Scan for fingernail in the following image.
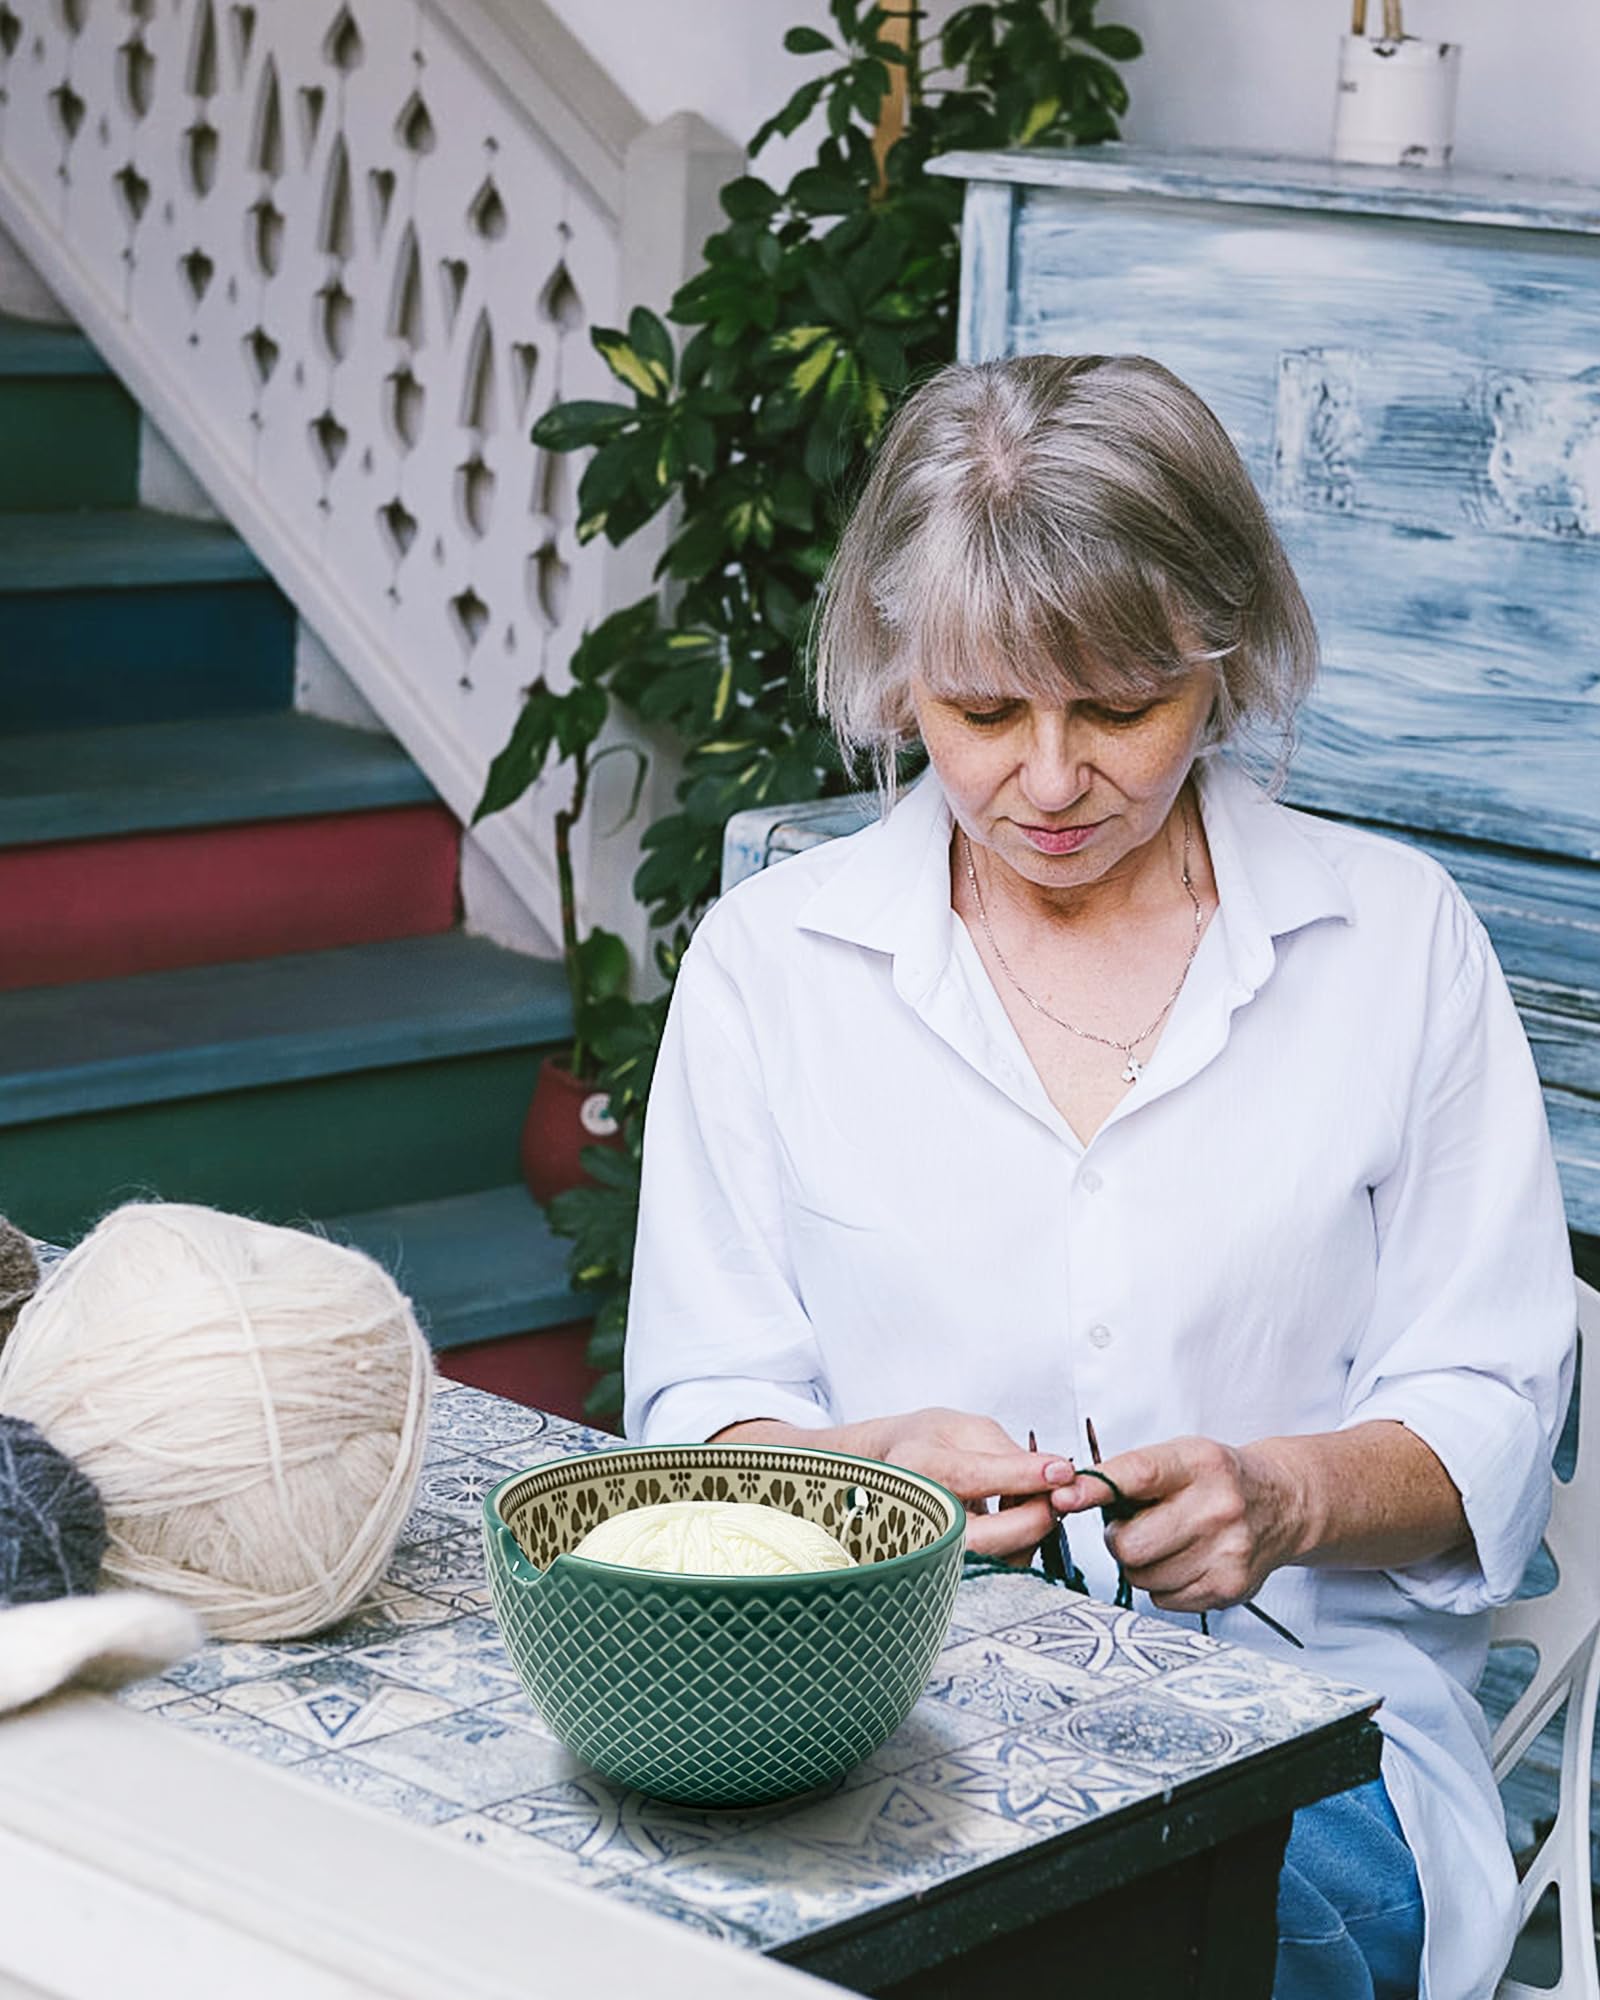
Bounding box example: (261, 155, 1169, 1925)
(1043, 1460, 1073, 1484)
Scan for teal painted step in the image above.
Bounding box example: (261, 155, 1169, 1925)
(0, 712, 437, 848)
(0, 510, 267, 592)
(0, 318, 108, 377)
(0, 511, 293, 731)
(2, 1048, 545, 1249)
(0, 316, 137, 511)
(329, 1186, 582, 1350)
(0, 933, 569, 1126)
(0, 936, 573, 1243)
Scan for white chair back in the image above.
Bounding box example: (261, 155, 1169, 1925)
(1494, 1276, 1600, 2000)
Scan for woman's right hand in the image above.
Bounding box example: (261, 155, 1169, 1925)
(713, 1407, 1074, 1561)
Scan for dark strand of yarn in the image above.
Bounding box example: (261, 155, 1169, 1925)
(961, 1551, 1089, 1593)
(0, 1218, 40, 1345)
(0, 1413, 107, 1603)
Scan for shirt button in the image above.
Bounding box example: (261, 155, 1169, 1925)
(1088, 1323, 1113, 1348)
(1079, 1167, 1102, 1194)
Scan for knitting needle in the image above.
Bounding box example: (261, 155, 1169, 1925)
(1028, 1430, 1072, 1583)
(996, 1430, 1072, 1582)
(1082, 1418, 1303, 1648)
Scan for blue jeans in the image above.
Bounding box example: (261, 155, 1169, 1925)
(1275, 1779, 1425, 2000)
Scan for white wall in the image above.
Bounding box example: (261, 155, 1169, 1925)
(541, 0, 1600, 186)
(1113, 0, 1600, 181)
(538, 0, 956, 186)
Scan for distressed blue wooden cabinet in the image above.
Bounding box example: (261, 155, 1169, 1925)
(730, 145, 1600, 1243)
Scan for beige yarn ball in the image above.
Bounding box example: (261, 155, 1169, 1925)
(0, 1203, 434, 1640)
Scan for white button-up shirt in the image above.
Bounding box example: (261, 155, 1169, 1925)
(626, 754, 1576, 2000)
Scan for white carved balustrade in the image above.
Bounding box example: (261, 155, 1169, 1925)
(0, 0, 730, 947)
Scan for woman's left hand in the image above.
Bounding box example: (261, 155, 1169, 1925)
(1052, 1435, 1304, 1612)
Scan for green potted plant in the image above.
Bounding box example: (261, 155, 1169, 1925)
(481, 0, 1142, 1410)
(471, 607, 648, 1204)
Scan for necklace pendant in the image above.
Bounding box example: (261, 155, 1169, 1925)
(1121, 1056, 1144, 1084)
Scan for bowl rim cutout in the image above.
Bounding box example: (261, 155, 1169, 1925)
(483, 1440, 967, 1587)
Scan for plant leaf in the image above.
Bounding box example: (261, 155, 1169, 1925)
(554, 682, 609, 760)
(626, 306, 676, 385)
(720, 175, 782, 224)
(569, 599, 659, 683)
(1016, 94, 1060, 145)
(582, 1370, 624, 1420)
(587, 1324, 626, 1370)
(1085, 22, 1142, 60)
(789, 332, 838, 397)
(592, 326, 671, 401)
(529, 399, 634, 450)
(575, 926, 631, 1005)
(472, 685, 558, 822)
(787, 166, 867, 216)
(590, 742, 650, 833)
(750, 75, 827, 156)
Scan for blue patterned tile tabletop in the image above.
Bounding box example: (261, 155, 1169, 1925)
(122, 1382, 1377, 1954)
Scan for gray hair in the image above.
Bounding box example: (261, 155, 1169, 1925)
(811, 354, 1319, 791)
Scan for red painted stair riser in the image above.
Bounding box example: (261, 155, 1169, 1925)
(435, 1320, 604, 1426)
(2, 805, 462, 990)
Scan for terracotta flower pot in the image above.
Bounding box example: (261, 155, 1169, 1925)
(520, 1056, 622, 1207)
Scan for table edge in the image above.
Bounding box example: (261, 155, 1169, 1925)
(774, 1710, 1383, 1991)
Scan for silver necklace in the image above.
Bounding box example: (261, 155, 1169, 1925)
(963, 807, 1203, 1085)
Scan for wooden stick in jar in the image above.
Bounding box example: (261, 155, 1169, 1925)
(1352, 0, 1367, 34)
(1382, 0, 1403, 39)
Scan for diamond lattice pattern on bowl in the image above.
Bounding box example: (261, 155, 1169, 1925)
(483, 1445, 964, 1805)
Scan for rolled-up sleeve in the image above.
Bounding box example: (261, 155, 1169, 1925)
(623, 926, 833, 1445)
(1339, 886, 1576, 1612)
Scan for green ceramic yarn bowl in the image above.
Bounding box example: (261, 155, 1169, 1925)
(483, 1443, 965, 1806)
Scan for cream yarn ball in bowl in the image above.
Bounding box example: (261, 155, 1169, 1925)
(0, 1203, 434, 1640)
(570, 1497, 857, 1574)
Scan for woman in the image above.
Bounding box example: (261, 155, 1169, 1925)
(623, 354, 1576, 1999)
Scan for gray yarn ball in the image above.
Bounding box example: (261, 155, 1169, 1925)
(0, 1413, 107, 1604)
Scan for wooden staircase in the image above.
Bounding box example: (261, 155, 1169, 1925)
(0, 313, 598, 1416)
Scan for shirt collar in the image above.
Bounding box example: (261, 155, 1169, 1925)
(794, 768, 956, 1002)
(1192, 753, 1355, 993)
(794, 753, 1354, 997)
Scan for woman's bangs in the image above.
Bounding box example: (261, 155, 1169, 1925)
(898, 533, 1187, 710)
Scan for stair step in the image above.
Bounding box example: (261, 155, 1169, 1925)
(4, 1044, 547, 1249)
(0, 517, 294, 732)
(0, 713, 436, 848)
(0, 510, 266, 593)
(0, 316, 110, 376)
(0, 933, 569, 1127)
(1, 805, 461, 991)
(0, 678, 445, 987)
(0, 932, 572, 1243)
(0, 318, 137, 511)
(436, 1327, 603, 1422)
(328, 1186, 583, 1350)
